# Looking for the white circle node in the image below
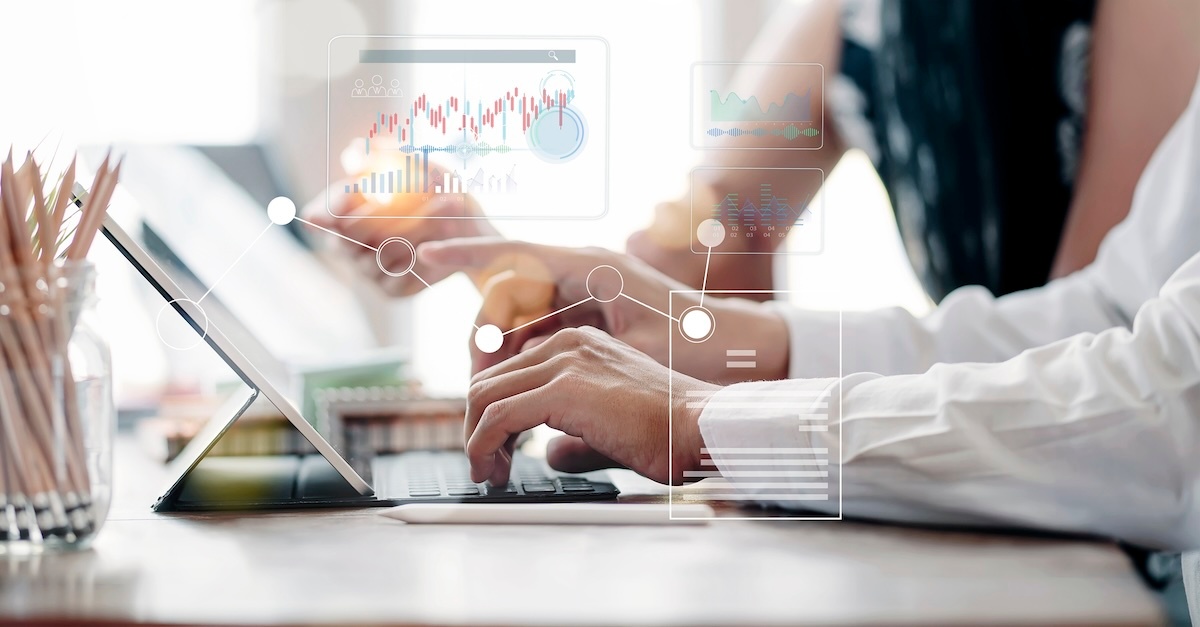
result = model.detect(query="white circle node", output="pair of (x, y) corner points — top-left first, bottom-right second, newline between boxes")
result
(680, 306), (716, 343)
(697, 219), (726, 248)
(376, 237), (417, 277)
(267, 196), (297, 226)
(585, 265), (624, 303)
(156, 299), (210, 351)
(474, 324), (504, 354)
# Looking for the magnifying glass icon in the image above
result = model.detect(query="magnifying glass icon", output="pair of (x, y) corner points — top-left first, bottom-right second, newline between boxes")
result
(548, 50), (559, 62)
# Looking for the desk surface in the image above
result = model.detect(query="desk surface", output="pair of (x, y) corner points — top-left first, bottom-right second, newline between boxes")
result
(0, 437), (1164, 627)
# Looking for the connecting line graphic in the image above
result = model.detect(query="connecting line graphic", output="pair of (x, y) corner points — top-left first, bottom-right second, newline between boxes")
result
(502, 296), (596, 337)
(619, 293), (678, 323)
(153, 196), (459, 350)
(196, 223), (273, 305)
(292, 216), (444, 300)
(155, 196), (728, 355)
(471, 224), (724, 354)
(293, 217), (377, 252)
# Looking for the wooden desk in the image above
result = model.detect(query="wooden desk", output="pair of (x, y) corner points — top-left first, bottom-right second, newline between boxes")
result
(0, 437), (1164, 626)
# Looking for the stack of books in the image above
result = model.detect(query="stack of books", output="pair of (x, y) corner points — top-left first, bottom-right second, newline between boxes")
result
(138, 384), (466, 462)
(315, 385), (466, 460)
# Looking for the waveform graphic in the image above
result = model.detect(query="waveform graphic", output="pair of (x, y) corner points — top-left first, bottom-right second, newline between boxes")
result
(710, 88), (813, 122)
(706, 126), (820, 140)
(399, 143), (513, 156)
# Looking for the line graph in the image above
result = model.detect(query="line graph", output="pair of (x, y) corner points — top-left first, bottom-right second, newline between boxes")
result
(709, 88), (813, 122)
(691, 62), (824, 151)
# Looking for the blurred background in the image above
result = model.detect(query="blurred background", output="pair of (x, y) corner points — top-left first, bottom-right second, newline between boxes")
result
(0, 0), (928, 423)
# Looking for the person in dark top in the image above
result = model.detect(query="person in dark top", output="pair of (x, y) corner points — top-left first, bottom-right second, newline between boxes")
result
(838, 0), (1096, 299)
(620, 0), (1198, 302)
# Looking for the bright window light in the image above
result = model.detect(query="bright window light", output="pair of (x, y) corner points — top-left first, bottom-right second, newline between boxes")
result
(0, 0), (260, 146)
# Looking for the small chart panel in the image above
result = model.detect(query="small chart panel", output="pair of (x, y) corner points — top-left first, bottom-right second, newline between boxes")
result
(690, 167), (825, 255)
(691, 62), (824, 150)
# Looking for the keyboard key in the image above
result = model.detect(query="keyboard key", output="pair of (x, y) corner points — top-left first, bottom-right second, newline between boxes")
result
(522, 482), (556, 493)
(448, 488), (479, 496)
(562, 485), (594, 493)
(408, 490), (441, 497)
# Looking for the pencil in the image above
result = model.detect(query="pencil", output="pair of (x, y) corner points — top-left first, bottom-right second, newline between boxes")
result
(0, 148), (119, 543)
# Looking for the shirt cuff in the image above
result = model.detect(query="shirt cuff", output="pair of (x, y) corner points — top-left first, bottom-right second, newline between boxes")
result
(763, 301), (842, 379)
(697, 377), (840, 513)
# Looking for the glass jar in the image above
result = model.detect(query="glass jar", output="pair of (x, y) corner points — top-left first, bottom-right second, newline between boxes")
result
(0, 260), (114, 554)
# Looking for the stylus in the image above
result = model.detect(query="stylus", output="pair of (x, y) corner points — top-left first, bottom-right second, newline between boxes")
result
(379, 503), (715, 525)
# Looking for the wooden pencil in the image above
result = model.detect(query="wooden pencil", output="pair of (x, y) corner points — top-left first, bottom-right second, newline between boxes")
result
(0, 148), (119, 541)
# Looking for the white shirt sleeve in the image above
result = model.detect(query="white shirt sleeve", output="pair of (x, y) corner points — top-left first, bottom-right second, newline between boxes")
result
(699, 69), (1200, 550)
(781, 73), (1200, 380)
(703, 250), (1200, 550)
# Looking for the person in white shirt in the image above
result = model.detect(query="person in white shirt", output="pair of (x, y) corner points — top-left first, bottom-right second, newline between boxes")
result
(418, 66), (1200, 553)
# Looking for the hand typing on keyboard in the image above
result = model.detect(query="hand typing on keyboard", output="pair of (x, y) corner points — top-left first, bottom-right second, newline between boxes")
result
(462, 326), (720, 487)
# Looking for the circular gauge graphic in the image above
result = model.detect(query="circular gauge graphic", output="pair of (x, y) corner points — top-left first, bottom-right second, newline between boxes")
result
(527, 105), (588, 163)
(526, 69), (586, 163)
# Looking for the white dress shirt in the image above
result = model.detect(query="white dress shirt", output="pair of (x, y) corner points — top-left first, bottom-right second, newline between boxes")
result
(699, 68), (1200, 551)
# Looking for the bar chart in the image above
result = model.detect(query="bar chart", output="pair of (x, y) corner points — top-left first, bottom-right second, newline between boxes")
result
(690, 167), (825, 255)
(344, 151), (434, 195)
(343, 159), (518, 196)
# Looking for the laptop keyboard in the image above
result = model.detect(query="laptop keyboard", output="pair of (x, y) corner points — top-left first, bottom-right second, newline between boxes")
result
(372, 450), (617, 501)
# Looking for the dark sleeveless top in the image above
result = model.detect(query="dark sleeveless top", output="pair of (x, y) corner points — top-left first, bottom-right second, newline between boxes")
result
(836, 0), (1096, 300)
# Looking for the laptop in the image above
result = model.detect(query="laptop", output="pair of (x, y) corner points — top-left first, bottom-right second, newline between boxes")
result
(90, 195), (619, 512)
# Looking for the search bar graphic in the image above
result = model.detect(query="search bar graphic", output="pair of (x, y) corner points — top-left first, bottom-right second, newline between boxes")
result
(359, 49), (576, 64)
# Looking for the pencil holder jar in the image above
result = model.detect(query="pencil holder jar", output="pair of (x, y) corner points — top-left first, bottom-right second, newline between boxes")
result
(0, 260), (114, 554)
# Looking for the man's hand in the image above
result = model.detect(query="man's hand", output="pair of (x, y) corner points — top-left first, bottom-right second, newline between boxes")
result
(464, 326), (718, 486)
(300, 178), (497, 296)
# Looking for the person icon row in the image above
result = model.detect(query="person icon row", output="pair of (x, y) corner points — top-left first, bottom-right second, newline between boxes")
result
(351, 75), (403, 98)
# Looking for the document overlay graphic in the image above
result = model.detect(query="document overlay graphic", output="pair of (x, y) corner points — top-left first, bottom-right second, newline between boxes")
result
(669, 290), (842, 521)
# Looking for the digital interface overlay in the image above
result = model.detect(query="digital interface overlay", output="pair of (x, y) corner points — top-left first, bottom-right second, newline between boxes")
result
(327, 36), (609, 219)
